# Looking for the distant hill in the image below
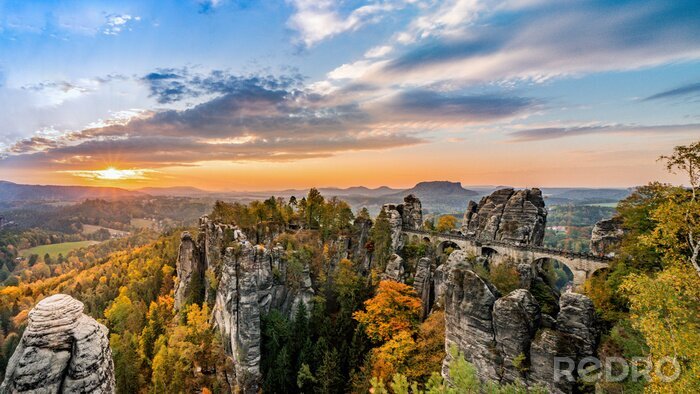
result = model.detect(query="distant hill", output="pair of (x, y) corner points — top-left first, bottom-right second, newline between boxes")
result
(136, 186), (211, 197)
(540, 188), (632, 205)
(0, 181), (143, 203)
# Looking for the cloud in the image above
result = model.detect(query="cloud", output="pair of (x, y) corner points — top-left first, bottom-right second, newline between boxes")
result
(103, 14), (140, 35)
(21, 74), (128, 106)
(644, 82), (700, 101)
(355, 0), (700, 87)
(286, 0), (410, 47)
(380, 90), (539, 121)
(3, 68), (545, 170)
(508, 123), (700, 142)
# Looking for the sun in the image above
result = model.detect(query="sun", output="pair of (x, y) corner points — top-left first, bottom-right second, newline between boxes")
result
(96, 167), (134, 180)
(64, 167), (154, 182)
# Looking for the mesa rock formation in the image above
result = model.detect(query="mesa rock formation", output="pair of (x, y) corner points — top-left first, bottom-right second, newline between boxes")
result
(0, 294), (115, 394)
(462, 188), (546, 245)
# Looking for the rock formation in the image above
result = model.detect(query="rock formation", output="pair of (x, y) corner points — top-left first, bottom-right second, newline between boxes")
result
(401, 194), (423, 230)
(590, 217), (623, 257)
(382, 195), (423, 251)
(175, 216), (316, 393)
(462, 188), (546, 246)
(174, 231), (203, 309)
(0, 294), (115, 394)
(413, 256), (433, 318)
(382, 204), (404, 252)
(433, 249), (471, 306)
(442, 266), (598, 393)
(382, 253), (405, 282)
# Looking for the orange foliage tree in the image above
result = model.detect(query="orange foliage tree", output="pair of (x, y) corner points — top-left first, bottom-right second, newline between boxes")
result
(354, 280), (422, 343)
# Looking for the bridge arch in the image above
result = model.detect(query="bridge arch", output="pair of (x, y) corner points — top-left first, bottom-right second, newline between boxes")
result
(437, 240), (461, 255)
(534, 257), (574, 291)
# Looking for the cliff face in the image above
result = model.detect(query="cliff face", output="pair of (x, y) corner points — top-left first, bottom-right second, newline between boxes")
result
(462, 188), (546, 246)
(442, 266), (598, 393)
(382, 194), (423, 252)
(175, 216), (314, 393)
(0, 294), (115, 394)
(590, 217), (624, 257)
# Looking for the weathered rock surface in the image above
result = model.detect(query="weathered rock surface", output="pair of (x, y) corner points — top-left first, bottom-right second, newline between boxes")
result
(174, 231), (203, 309)
(350, 217), (373, 273)
(0, 294), (115, 394)
(462, 188), (546, 246)
(443, 268), (499, 382)
(413, 256), (433, 318)
(213, 243), (262, 394)
(401, 194), (423, 230)
(557, 292), (597, 356)
(382, 205), (404, 252)
(433, 249), (471, 306)
(590, 217), (623, 257)
(493, 290), (541, 384)
(442, 268), (598, 392)
(382, 253), (405, 282)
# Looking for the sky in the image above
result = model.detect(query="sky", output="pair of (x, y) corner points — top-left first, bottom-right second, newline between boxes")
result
(1, 0), (699, 191)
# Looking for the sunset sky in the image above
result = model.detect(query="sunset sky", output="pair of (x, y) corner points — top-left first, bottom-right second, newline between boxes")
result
(1, 0), (699, 190)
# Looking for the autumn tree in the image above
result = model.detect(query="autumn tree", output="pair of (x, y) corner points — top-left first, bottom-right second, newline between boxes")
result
(436, 215), (457, 233)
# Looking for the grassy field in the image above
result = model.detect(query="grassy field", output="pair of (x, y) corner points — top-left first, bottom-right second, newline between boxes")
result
(81, 224), (128, 236)
(19, 241), (100, 258)
(584, 202), (619, 208)
(131, 218), (156, 229)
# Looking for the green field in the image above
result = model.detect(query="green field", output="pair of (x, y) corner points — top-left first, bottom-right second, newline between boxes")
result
(131, 218), (156, 229)
(584, 202), (619, 208)
(19, 241), (100, 258)
(81, 224), (128, 236)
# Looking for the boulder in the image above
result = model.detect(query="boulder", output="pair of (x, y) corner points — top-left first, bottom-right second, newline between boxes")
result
(529, 329), (583, 393)
(0, 294), (115, 394)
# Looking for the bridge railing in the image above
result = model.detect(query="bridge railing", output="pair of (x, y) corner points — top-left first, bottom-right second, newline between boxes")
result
(401, 227), (612, 262)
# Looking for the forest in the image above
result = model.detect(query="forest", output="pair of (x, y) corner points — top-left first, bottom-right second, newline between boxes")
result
(0, 142), (699, 393)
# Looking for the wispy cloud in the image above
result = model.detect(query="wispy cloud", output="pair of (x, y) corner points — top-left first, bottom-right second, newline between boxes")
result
(103, 14), (141, 35)
(508, 123), (700, 142)
(644, 82), (700, 101)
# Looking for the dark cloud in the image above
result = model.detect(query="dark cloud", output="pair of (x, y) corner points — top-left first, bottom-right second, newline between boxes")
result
(644, 82), (700, 101)
(509, 123), (700, 142)
(385, 90), (537, 120)
(4, 69), (543, 169)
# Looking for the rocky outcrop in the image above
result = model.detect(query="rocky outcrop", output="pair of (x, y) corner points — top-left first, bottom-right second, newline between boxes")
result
(462, 188), (546, 246)
(433, 250), (471, 306)
(413, 256), (433, 318)
(174, 231), (203, 309)
(493, 290), (541, 384)
(351, 217), (373, 272)
(443, 267), (500, 382)
(442, 268), (598, 393)
(213, 242), (263, 394)
(382, 205), (404, 252)
(382, 253), (405, 282)
(0, 294), (115, 394)
(590, 217), (623, 257)
(557, 292), (597, 356)
(401, 194), (423, 230)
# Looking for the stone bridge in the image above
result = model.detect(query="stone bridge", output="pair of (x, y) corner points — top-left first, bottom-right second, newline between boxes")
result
(403, 228), (611, 286)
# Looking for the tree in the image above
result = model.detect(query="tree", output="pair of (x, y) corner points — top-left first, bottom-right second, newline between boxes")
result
(659, 140), (700, 276)
(354, 281), (422, 343)
(436, 215), (457, 233)
(369, 210), (393, 271)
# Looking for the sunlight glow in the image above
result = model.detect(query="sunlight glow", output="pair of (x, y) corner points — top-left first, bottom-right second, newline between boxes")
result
(65, 167), (154, 181)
